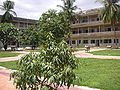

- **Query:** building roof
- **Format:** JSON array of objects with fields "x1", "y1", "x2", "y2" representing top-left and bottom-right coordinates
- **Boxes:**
[
  {"x1": 0, "y1": 15, "x2": 38, "y2": 23},
  {"x1": 77, "y1": 8, "x2": 101, "y2": 16}
]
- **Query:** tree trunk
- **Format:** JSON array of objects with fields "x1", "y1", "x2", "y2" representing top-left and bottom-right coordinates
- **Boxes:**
[{"x1": 4, "y1": 44, "x2": 8, "y2": 51}]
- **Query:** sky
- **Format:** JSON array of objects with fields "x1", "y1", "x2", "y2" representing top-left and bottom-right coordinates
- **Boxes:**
[{"x1": 0, "y1": 0, "x2": 102, "y2": 20}]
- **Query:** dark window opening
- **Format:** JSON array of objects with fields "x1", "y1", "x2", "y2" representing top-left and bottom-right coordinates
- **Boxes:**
[
  {"x1": 104, "y1": 39, "x2": 112, "y2": 43},
  {"x1": 97, "y1": 18, "x2": 99, "y2": 21},
  {"x1": 72, "y1": 40, "x2": 76, "y2": 44},
  {"x1": 72, "y1": 31, "x2": 78, "y2": 34},
  {"x1": 114, "y1": 39, "x2": 119, "y2": 43},
  {"x1": 83, "y1": 40, "x2": 88, "y2": 44},
  {"x1": 107, "y1": 28, "x2": 111, "y2": 31},
  {"x1": 91, "y1": 40, "x2": 95, "y2": 44}
]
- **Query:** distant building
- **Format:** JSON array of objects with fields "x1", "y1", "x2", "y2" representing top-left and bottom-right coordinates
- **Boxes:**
[
  {"x1": 0, "y1": 15, "x2": 38, "y2": 49},
  {"x1": 69, "y1": 8, "x2": 120, "y2": 47},
  {"x1": 0, "y1": 15, "x2": 38, "y2": 29}
]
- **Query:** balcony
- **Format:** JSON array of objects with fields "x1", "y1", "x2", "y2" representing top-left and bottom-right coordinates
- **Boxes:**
[
  {"x1": 72, "y1": 21, "x2": 103, "y2": 27},
  {"x1": 71, "y1": 31, "x2": 120, "y2": 39}
]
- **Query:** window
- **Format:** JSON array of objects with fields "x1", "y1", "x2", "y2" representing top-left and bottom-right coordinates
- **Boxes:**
[
  {"x1": 100, "y1": 40, "x2": 103, "y2": 43},
  {"x1": 19, "y1": 23, "x2": 24, "y2": 27},
  {"x1": 91, "y1": 40, "x2": 95, "y2": 44},
  {"x1": 97, "y1": 18, "x2": 99, "y2": 21},
  {"x1": 83, "y1": 40, "x2": 88, "y2": 44},
  {"x1": 114, "y1": 39, "x2": 119, "y2": 43},
  {"x1": 72, "y1": 40, "x2": 76, "y2": 44},
  {"x1": 72, "y1": 30, "x2": 78, "y2": 34},
  {"x1": 83, "y1": 29, "x2": 88, "y2": 33},
  {"x1": 107, "y1": 28, "x2": 111, "y2": 31},
  {"x1": 82, "y1": 16, "x2": 88, "y2": 23},
  {"x1": 104, "y1": 39, "x2": 112, "y2": 43},
  {"x1": 115, "y1": 27, "x2": 120, "y2": 31},
  {"x1": 89, "y1": 29, "x2": 95, "y2": 33},
  {"x1": 97, "y1": 28, "x2": 99, "y2": 32},
  {"x1": 79, "y1": 30, "x2": 82, "y2": 33}
]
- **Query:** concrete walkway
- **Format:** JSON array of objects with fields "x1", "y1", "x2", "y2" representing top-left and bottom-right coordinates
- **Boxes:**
[
  {"x1": 74, "y1": 49, "x2": 120, "y2": 59},
  {"x1": 1, "y1": 49, "x2": 120, "y2": 62}
]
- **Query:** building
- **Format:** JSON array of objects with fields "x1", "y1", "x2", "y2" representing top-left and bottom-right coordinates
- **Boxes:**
[
  {"x1": 0, "y1": 15, "x2": 37, "y2": 29},
  {"x1": 0, "y1": 15, "x2": 38, "y2": 49},
  {"x1": 69, "y1": 8, "x2": 120, "y2": 47}
]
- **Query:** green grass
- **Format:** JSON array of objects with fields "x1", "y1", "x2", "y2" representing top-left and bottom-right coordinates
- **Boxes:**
[
  {"x1": 25, "y1": 49, "x2": 41, "y2": 52},
  {"x1": 0, "y1": 58, "x2": 120, "y2": 90},
  {"x1": 89, "y1": 50, "x2": 120, "y2": 56},
  {"x1": 0, "y1": 61, "x2": 19, "y2": 70},
  {"x1": 74, "y1": 58, "x2": 120, "y2": 90},
  {"x1": 0, "y1": 52, "x2": 20, "y2": 58}
]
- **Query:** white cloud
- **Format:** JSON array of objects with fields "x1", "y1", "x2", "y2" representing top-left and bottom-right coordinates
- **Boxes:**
[{"x1": 0, "y1": 0, "x2": 102, "y2": 20}]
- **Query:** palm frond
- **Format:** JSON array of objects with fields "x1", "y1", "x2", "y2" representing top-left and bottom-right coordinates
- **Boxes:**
[{"x1": 9, "y1": 10, "x2": 17, "y2": 16}]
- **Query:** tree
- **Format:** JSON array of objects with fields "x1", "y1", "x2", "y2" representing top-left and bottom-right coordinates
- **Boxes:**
[
  {"x1": 38, "y1": 10, "x2": 71, "y2": 44},
  {"x1": 11, "y1": 33, "x2": 78, "y2": 90},
  {"x1": 11, "y1": 9, "x2": 79, "y2": 89},
  {"x1": 96, "y1": 0, "x2": 120, "y2": 48},
  {"x1": 20, "y1": 25, "x2": 40, "y2": 50},
  {"x1": 57, "y1": 0, "x2": 78, "y2": 22},
  {"x1": 0, "y1": 0, "x2": 17, "y2": 23},
  {"x1": 0, "y1": 23, "x2": 18, "y2": 50}
]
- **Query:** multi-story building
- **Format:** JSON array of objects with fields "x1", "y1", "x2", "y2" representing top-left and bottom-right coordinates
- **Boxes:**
[
  {"x1": 0, "y1": 15, "x2": 37, "y2": 48},
  {"x1": 0, "y1": 15, "x2": 37, "y2": 29},
  {"x1": 69, "y1": 8, "x2": 120, "y2": 47}
]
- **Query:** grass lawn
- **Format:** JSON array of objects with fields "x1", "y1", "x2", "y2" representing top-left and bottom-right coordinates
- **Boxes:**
[
  {"x1": 89, "y1": 49, "x2": 120, "y2": 56},
  {"x1": 0, "y1": 52, "x2": 20, "y2": 58},
  {"x1": 0, "y1": 58, "x2": 120, "y2": 90},
  {"x1": 25, "y1": 49, "x2": 41, "y2": 52},
  {"x1": 74, "y1": 58, "x2": 120, "y2": 90},
  {"x1": 0, "y1": 61, "x2": 19, "y2": 70}
]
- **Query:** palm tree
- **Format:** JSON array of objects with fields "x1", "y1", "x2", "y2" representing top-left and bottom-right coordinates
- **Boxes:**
[
  {"x1": 0, "y1": 0, "x2": 17, "y2": 23},
  {"x1": 96, "y1": 0, "x2": 120, "y2": 48},
  {"x1": 57, "y1": 0, "x2": 78, "y2": 22},
  {"x1": 57, "y1": 0, "x2": 81, "y2": 46}
]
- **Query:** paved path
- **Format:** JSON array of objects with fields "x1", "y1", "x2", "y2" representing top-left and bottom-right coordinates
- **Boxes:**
[
  {"x1": 0, "y1": 52, "x2": 28, "y2": 62},
  {"x1": 74, "y1": 49, "x2": 120, "y2": 59}
]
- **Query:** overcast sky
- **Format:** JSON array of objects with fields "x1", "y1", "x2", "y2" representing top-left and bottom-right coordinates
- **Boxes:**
[{"x1": 0, "y1": 0, "x2": 102, "y2": 20}]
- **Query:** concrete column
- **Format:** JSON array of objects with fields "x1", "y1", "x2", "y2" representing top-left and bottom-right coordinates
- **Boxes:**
[
  {"x1": 99, "y1": 26, "x2": 101, "y2": 32},
  {"x1": 88, "y1": 27, "x2": 90, "y2": 33},
  {"x1": 88, "y1": 15, "x2": 89, "y2": 24},
  {"x1": 17, "y1": 22, "x2": 20, "y2": 28}
]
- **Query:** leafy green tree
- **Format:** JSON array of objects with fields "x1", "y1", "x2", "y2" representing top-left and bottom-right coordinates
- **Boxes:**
[
  {"x1": 96, "y1": 0, "x2": 120, "y2": 47},
  {"x1": 11, "y1": 33, "x2": 78, "y2": 90},
  {"x1": 20, "y1": 25, "x2": 40, "y2": 50},
  {"x1": 0, "y1": 0, "x2": 17, "y2": 23},
  {"x1": 0, "y1": 23, "x2": 18, "y2": 50},
  {"x1": 38, "y1": 10, "x2": 71, "y2": 44}
]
